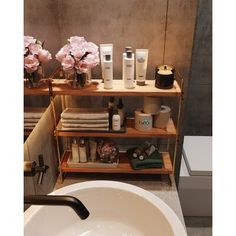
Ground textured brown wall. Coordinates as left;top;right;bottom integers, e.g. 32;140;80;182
24;0;198;80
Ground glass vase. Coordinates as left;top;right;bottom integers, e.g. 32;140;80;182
72;71;91;88
24;66;44;88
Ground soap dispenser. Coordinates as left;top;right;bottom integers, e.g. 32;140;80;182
123;49;135;89
112;110;121;131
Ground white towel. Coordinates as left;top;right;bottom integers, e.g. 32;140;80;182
61;127;109;131
62;122;109;128
24;107;46;119
24;118;40;123
61;108;109;120
24;123;37;127
61;118;108;124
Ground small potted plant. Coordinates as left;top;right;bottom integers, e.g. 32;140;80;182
24;36;52;88
55;36;100;88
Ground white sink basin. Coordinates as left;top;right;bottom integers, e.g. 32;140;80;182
24;181;186;236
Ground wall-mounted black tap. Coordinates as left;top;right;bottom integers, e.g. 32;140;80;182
24;195;90;220
24;154;49;184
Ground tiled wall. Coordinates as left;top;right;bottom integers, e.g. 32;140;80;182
183;0;212;135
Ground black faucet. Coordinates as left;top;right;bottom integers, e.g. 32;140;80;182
24;155;49;184
24;195;90;220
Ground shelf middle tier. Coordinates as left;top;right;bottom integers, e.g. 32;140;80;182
55;117;176;137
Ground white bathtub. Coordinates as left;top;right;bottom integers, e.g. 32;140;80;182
179;136;212;216
25;181;186;236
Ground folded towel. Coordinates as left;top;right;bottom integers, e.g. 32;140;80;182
62;122;109;128
61;118;108;124
24;118;40;123
24;107;46;119
61;127;109;131
24;126;35;130
24;113;44;119
61;108;109;120
24;123;38;127
127;148;163;170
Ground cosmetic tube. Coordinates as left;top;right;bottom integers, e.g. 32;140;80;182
100;44;113;81
103;54;113;89
136;49;148;86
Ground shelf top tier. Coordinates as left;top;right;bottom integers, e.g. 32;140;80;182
25;79;181;97
52;79;181;96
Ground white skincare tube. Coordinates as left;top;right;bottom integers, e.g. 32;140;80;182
103;54;113;89
135;49;149;86
100;44;113;80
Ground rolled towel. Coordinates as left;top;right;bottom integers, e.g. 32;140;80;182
62;122;109;128
61;108;109;120
127;148;163;170
61;118;108;124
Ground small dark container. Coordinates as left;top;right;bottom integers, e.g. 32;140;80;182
155;65;175;89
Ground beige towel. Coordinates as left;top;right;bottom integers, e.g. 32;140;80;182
24;107;46;119
24;118;40;123
24;123;37;127
62;122;109;128
61;118;108;124
61;108;109;120
61;127;109;131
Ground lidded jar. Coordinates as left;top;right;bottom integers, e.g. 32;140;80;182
155;64;175;89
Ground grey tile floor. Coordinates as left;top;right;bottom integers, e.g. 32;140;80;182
185;217;212;236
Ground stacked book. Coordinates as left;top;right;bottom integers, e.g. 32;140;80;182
24;107;46;130
60;108;109;131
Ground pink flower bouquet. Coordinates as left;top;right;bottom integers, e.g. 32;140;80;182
24;36;52;87
56;36;99;87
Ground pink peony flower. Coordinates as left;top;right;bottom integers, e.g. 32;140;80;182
68;36;85;46
61;55;75;71
38;49;52;63
75;53;99;73
75;60;90;73
29;43;42;55
70;43;87;61
24;36;36;48
84;53;100;67
24;55;40;73
56;36;100;74
55;44;71;62
85;42;99;54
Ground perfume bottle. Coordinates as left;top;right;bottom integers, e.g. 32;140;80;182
117;98;125;126
71;139;80;162
79;138;87;163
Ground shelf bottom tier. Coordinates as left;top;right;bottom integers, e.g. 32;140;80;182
61;151;173;174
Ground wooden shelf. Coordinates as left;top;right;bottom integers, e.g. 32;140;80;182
51;79;181;97
24;79;50;95
61;150;173;174
55;117;176;138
